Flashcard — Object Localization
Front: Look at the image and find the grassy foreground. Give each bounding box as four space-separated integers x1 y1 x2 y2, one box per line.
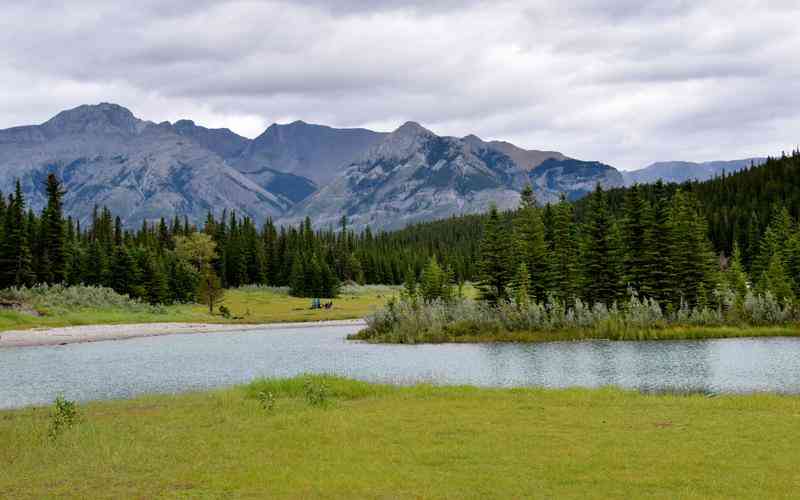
0 285 396 332
2 376 798 499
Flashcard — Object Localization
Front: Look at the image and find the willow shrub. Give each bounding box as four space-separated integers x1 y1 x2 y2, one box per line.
0 284 165 315
353 289 798 343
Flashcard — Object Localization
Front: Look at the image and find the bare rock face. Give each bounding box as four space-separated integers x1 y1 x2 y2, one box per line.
284 123 622 230
0 103 626 231
234 121 386 185
0 103 290 227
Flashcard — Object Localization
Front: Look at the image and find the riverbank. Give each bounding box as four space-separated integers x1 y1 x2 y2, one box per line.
0 319 366 348
0 285 393 335
351 324 800 344
1 375 797 498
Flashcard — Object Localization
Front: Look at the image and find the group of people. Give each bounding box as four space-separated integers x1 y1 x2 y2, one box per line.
310 298 333 310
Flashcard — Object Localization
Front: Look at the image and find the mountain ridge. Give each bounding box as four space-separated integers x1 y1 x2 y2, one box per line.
622 158 767 185
0 102 760 230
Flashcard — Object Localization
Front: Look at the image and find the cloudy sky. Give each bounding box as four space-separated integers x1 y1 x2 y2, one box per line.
1 0 798 170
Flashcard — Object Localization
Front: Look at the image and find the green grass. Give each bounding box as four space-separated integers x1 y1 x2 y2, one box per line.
1 375 798 499
0 286 397 332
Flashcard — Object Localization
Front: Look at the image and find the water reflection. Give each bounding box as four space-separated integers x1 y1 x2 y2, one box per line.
1 326 799 409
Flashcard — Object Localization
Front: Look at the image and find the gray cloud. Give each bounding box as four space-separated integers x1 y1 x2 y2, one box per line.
1 0 798 169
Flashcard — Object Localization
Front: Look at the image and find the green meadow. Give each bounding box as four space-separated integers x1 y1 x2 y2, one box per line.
1 376 798 499
0 285 397 332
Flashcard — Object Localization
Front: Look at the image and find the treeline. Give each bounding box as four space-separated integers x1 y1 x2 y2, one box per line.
0 174 479 303
472 180 800 309
575 150 800 271
2 150 798 308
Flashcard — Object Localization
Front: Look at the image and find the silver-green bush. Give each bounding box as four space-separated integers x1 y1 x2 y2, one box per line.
0 284 165 314
354 288 798 343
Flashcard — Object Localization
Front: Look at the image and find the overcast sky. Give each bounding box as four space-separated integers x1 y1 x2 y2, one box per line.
1 1 798 170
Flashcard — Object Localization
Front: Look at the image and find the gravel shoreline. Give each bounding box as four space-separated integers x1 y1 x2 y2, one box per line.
0 319 366 349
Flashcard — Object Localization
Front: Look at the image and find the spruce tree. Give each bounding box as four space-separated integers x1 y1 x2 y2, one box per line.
289 257 306 297
320 259 340 298
110 245 140 296
642 183 674 305
476 205 513 305
83 239 110 286
725 244 750 301
0 182 35 288
514 190 549 301
305 255 323 298
785 230 800 297
758 253 795 304
582 185 624 305
168 257 200 303
753 206 794 279
142 257 170 305
510 262 531 307
41 174 67 283
419 256 453 303
621 185 651 293
547 195 580 303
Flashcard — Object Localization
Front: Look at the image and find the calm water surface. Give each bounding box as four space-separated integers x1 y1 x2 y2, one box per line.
2 325 800 409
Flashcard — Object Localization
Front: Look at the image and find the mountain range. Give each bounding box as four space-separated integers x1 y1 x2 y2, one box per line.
622 158 766 185
0 103 761 230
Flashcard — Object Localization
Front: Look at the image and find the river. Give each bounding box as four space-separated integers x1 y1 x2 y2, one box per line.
2 324 800 409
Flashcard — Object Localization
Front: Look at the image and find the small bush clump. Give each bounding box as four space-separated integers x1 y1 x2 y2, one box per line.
304 379 331 407
48 396 79 440
256 390 276 412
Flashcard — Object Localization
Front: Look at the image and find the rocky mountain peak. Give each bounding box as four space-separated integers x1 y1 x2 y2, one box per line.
462 134 484 147
365 121 437 162
173 119 196 129
41 103 144 137
394 121 434 138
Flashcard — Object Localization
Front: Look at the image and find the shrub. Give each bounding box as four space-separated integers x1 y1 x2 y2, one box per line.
0 284 165 315
256 390 276 412
48 396 79 440
353 288 799 343
304 379 330 407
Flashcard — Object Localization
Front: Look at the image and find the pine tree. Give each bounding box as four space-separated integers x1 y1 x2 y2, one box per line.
476 205 513 305
725 244 750 301
758 253 795 304
319 259 340 298
514 190 548 301
510 262 531 307
785 230 800 297
753 206 794 279
289 256 306 297
110 245 140 296
582 185 624 305
667 190 716 307
305 255 323 298
83 239 110 286
0 182 35 288
401 266 418 303
168 257 200 303
621 185 651 292
142 256 170 305
547 195 580 303
41 173 67 283
642 182 674 304
419 256 453 303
